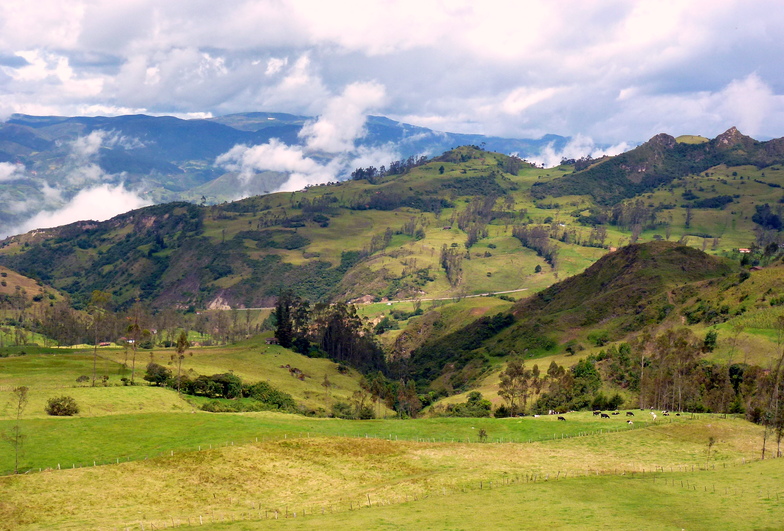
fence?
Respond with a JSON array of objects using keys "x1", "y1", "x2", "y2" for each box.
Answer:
[
  {"x1": 1, "y1": 418, "x2": 672, "y2": 477},
  {"x1": 116, "y1": 454, "x2": 782, "y2": 530}
]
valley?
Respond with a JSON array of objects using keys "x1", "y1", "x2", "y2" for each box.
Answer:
[{"x1": 3, "y1": 128, "x2": 784, "y2": 529}]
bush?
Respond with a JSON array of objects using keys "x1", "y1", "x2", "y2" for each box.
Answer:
[
  {"x1": 243, "y1": 381, "x2": 296, "y2": 410},
  {"x1": 143, "y1": 363, "x2": 171, "y2": 386},
  {"x1": 45, "y1": 396, "x2": 80, "y2": 416},
  {"x1": 494, "y1": 404, "x2": 511, "y2": 418}
]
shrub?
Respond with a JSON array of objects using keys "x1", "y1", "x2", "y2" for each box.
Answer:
[
  {"x1": 243, "y1": 381, "x2": 296, "y2": 410},
  {"x1": 45, "y1": 396, "x2": 80, "y2": 416},
  {"x1": 143, "y1": 363, "x2": 171, "y2": 386}
]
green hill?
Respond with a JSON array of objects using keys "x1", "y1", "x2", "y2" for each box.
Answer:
[
  {"x1": 532, "y1": 127, "x2": 784, "y2": 205},
  {"x1": 404, "y1": 241, "x2": 738, "y2": 386},
  {"x1": 3, "y1": 139, "x2": 784, "y2": 394}
]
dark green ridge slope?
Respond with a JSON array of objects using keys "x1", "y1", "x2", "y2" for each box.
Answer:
[
  {"x1": 509, "y1": 241, "x2": 736, "y2": 332},
  {"x1": 407, "y1": 241, "x2": 737, "y2": 388},
  {"x1": 531, "y1": 127, "x2": 784, "y2": 205}
]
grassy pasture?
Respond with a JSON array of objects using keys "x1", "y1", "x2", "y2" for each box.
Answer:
[
  {"x1": 0, "y1": 409, "x2": 687, "y2": 475},
  {"x1": 105, "y1": 342, "x2": 368, "y2": 410},
  {"x1": 0, "y1": 386, "x2": 191, "y2": 421},
  {"x1": 0, "y1": 340, "x2": 369, "y2": 412},
  {"x1": 0, "y1": 414, "x2": 771, "y2": 530},
  {"x1": 0, "y1": 351, "x2": 125, "y2": 389},
  {"x1": 227, "y1": 457, "x2": 784, "y2": 531}
]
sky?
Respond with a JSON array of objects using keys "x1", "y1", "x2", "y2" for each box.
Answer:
[
  {"x1": 1, "y1": 0, "x2": 784, "y2": 233},
  {"x1": 2, "y1": 0, "x2": 784, "y2": 143}
]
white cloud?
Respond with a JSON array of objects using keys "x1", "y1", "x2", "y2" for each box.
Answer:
[
  {"x1": 215, "y1": 80, "x2": 391, "y2": 196},
  {"x1": 501, "y1": 87, "x2": 561, "y2": 115},
  {"x1": 216, "y1": 138, "x2": 401, "y2": 198},
  {"x1": 70, "y1": 130, "x2": 106, "y2": 159},
  {"x1": 528, "y1": 134, "x2": 634, "y2": 168},
  {"x1": 1, "y1": 1, "x2": 784, "y2": 143},
  {"x1": 0, "y1": 162, "x2": 24, "y2": 181},
  {"x1": 265, "y1": 57, "x2": 287, "y2": 75},
  {"x1": 587, "y1": 73, "x2": 784, "y2": 141},
  {"x1": 5, "y1": 184, "x2": 151, "y2": 237},
  {"x1": 346, "y1": 144, "x2": 401, "y2": 173},
  {"x1": 718, "y1": 74, "x2": 775, "y2": 137},
  {"x1": 216, "y1": 139, "x2": 321, "y2": 185},
  {"x1": 299, "y1": 81, "x2": 386, "y2": 153}
]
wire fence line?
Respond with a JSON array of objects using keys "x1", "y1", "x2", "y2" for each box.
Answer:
[
  {"x1": 1, "y1": 419, "x2": 671, "y2": 477},
  {"x1": 116, "y1": 455, "x2": 780, "y2": 531}
]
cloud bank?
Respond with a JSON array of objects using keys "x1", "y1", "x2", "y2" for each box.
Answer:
[
  {"x1": 10, "y1": 184, "x2": 151, "y2": 235},
  {"x1": 0, "y1": 162, "x2": 25, "y2": 181},
  {"x1": 216, "y1": 81, "x2": 397, "y2": 195},
  {"x1": 1, "y1": 130, "x2": 150, "y2": 238},
  {"x1": 0, "y1": 1, "x2": 783, "y2": 143},
  {"x1": 528, "y1": 135, "x2": 635, "y2": 169}
]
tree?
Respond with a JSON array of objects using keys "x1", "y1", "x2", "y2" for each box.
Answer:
[
  {"x1": 703, "y1": 329, "x2": 718, "y2": 353},
  {"x1": 144, "y1": 362, "x2": 171, "y2": 386},
  {"x1": 274, "y1": 291, "x2": 295, "y2": 348},
  {"x1": 3, "y1": 386, "x2": 28, "y2": 473},
  {"x1": 765, "y1": 315, "x2": 784, "y2": 458},
  {"x1": 322, "y1": 374, "x2": 332, "y2": 405},
  {"x1": 45, "y1": 395, "x2": 79, "y2": 416},
  {"x1": 127, "y1": 300, "x2": 143, "y2": 384},
  {"x1": 498, "y1": 358, "x2": 532, "y2": 415},
  {"x1": 126, "y1": 321, "x2": 141, "y2": 384},
  {"x1": 90, "y1": 290, "x2": 112, "y2": 387},
  {"x1": 173, "y1": 330, "x2": 190, "y2": 394},
  {"x1": 396, "y1": 380, "x2": 422, "y2": 418},
  {"x1": 729, "y1": 324, "x2": 745, "y2": 366}
]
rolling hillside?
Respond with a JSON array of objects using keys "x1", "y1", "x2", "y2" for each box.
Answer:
[
  {"x1": 532, "y1": 127, "x2": 784, "y2": 204},
  {"x1": 0, "y1": 112, "x2": 570, "y2": 228}
]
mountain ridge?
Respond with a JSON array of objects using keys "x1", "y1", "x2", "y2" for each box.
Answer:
[{"x1": 531, "y1": 126, "x2": 784, "y2": 204}]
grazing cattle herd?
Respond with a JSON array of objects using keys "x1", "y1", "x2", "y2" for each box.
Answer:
[{"x1": 537, "y1": 408, "x2": 677, "y2": 422}]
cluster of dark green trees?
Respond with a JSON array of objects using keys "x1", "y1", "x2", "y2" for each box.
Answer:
[
  {"x1": 512, "y1": 225, "x2": 559, "y2": 269},
  {"x1": 273, "y1": 296, "x2": 435, "y2": 418},
  {"x1": 350, "y1": 155, "x2": 430, "y2": 183},
  {"x1": 143, "y1": 363, "x2": 296, "y2": 412},
  {"x1": 1, "y1": 293, "x2": 250, "y2": 349},
  {"x1": 274, "y1": 292, "x2": 386, "y2": 374},
  {"x1": 327, "y1": 371, "x2": 422, "y2": 420}
]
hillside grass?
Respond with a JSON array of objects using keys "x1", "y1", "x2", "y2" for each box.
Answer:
[
  {"x1": 222, "y1": 457, "x2": 784, "y2": 530},
  {"x1": 0, "y1": 414, "x2": 770, "y2": 530},
  {"x1": 0, "y1": 340, "x2": 371, "y2": 412},
  {"x1": 0, "y1": 351, "x2": 125, "y2": 389},
  {"x1": 0, "y1": 408, "x2": 683, "y2": 474}
]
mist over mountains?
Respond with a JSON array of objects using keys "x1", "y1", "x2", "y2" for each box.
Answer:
[{"x1": 0, "y1": 111, "x2": 613, "y2": 238}]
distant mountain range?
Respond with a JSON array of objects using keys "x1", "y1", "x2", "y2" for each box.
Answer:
[{"x1": 0, "y1": 112, "x2": 571, "y2": 229}]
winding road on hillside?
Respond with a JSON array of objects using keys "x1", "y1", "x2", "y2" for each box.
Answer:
[{"x1": 235, "y1": 288, "x2": 529, "y2": 311}]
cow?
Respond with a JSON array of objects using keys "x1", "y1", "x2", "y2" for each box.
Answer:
[
  {"x1": 612, "y1": 411, "x2": 620, "y2": 415},
  {"x1": 651, "y1": 412, "x2": 657, "y2": 421},
  {"x1": 626, "y1": 411, "x2": 635, "y2": 416},
  {"x1": 593, "y1": 410, "x2": 601, "y2": 416},
  {"x1": 627, "y1": 420, "x2": 633, "y2": 425},
  {"x1": 557, "y1": 416, "x2": 566, "y2": 421},
  {"x1": 601, "y1": 413, "x2": 610, "y2": 419}
]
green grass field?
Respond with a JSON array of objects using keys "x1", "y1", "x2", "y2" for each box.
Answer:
[
  {"x1": 1, "y1": 336, "x2": 782, "y2": 530},
  {"x1": 0, "y1": 411, "x2": 774, "y2": 530}
]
